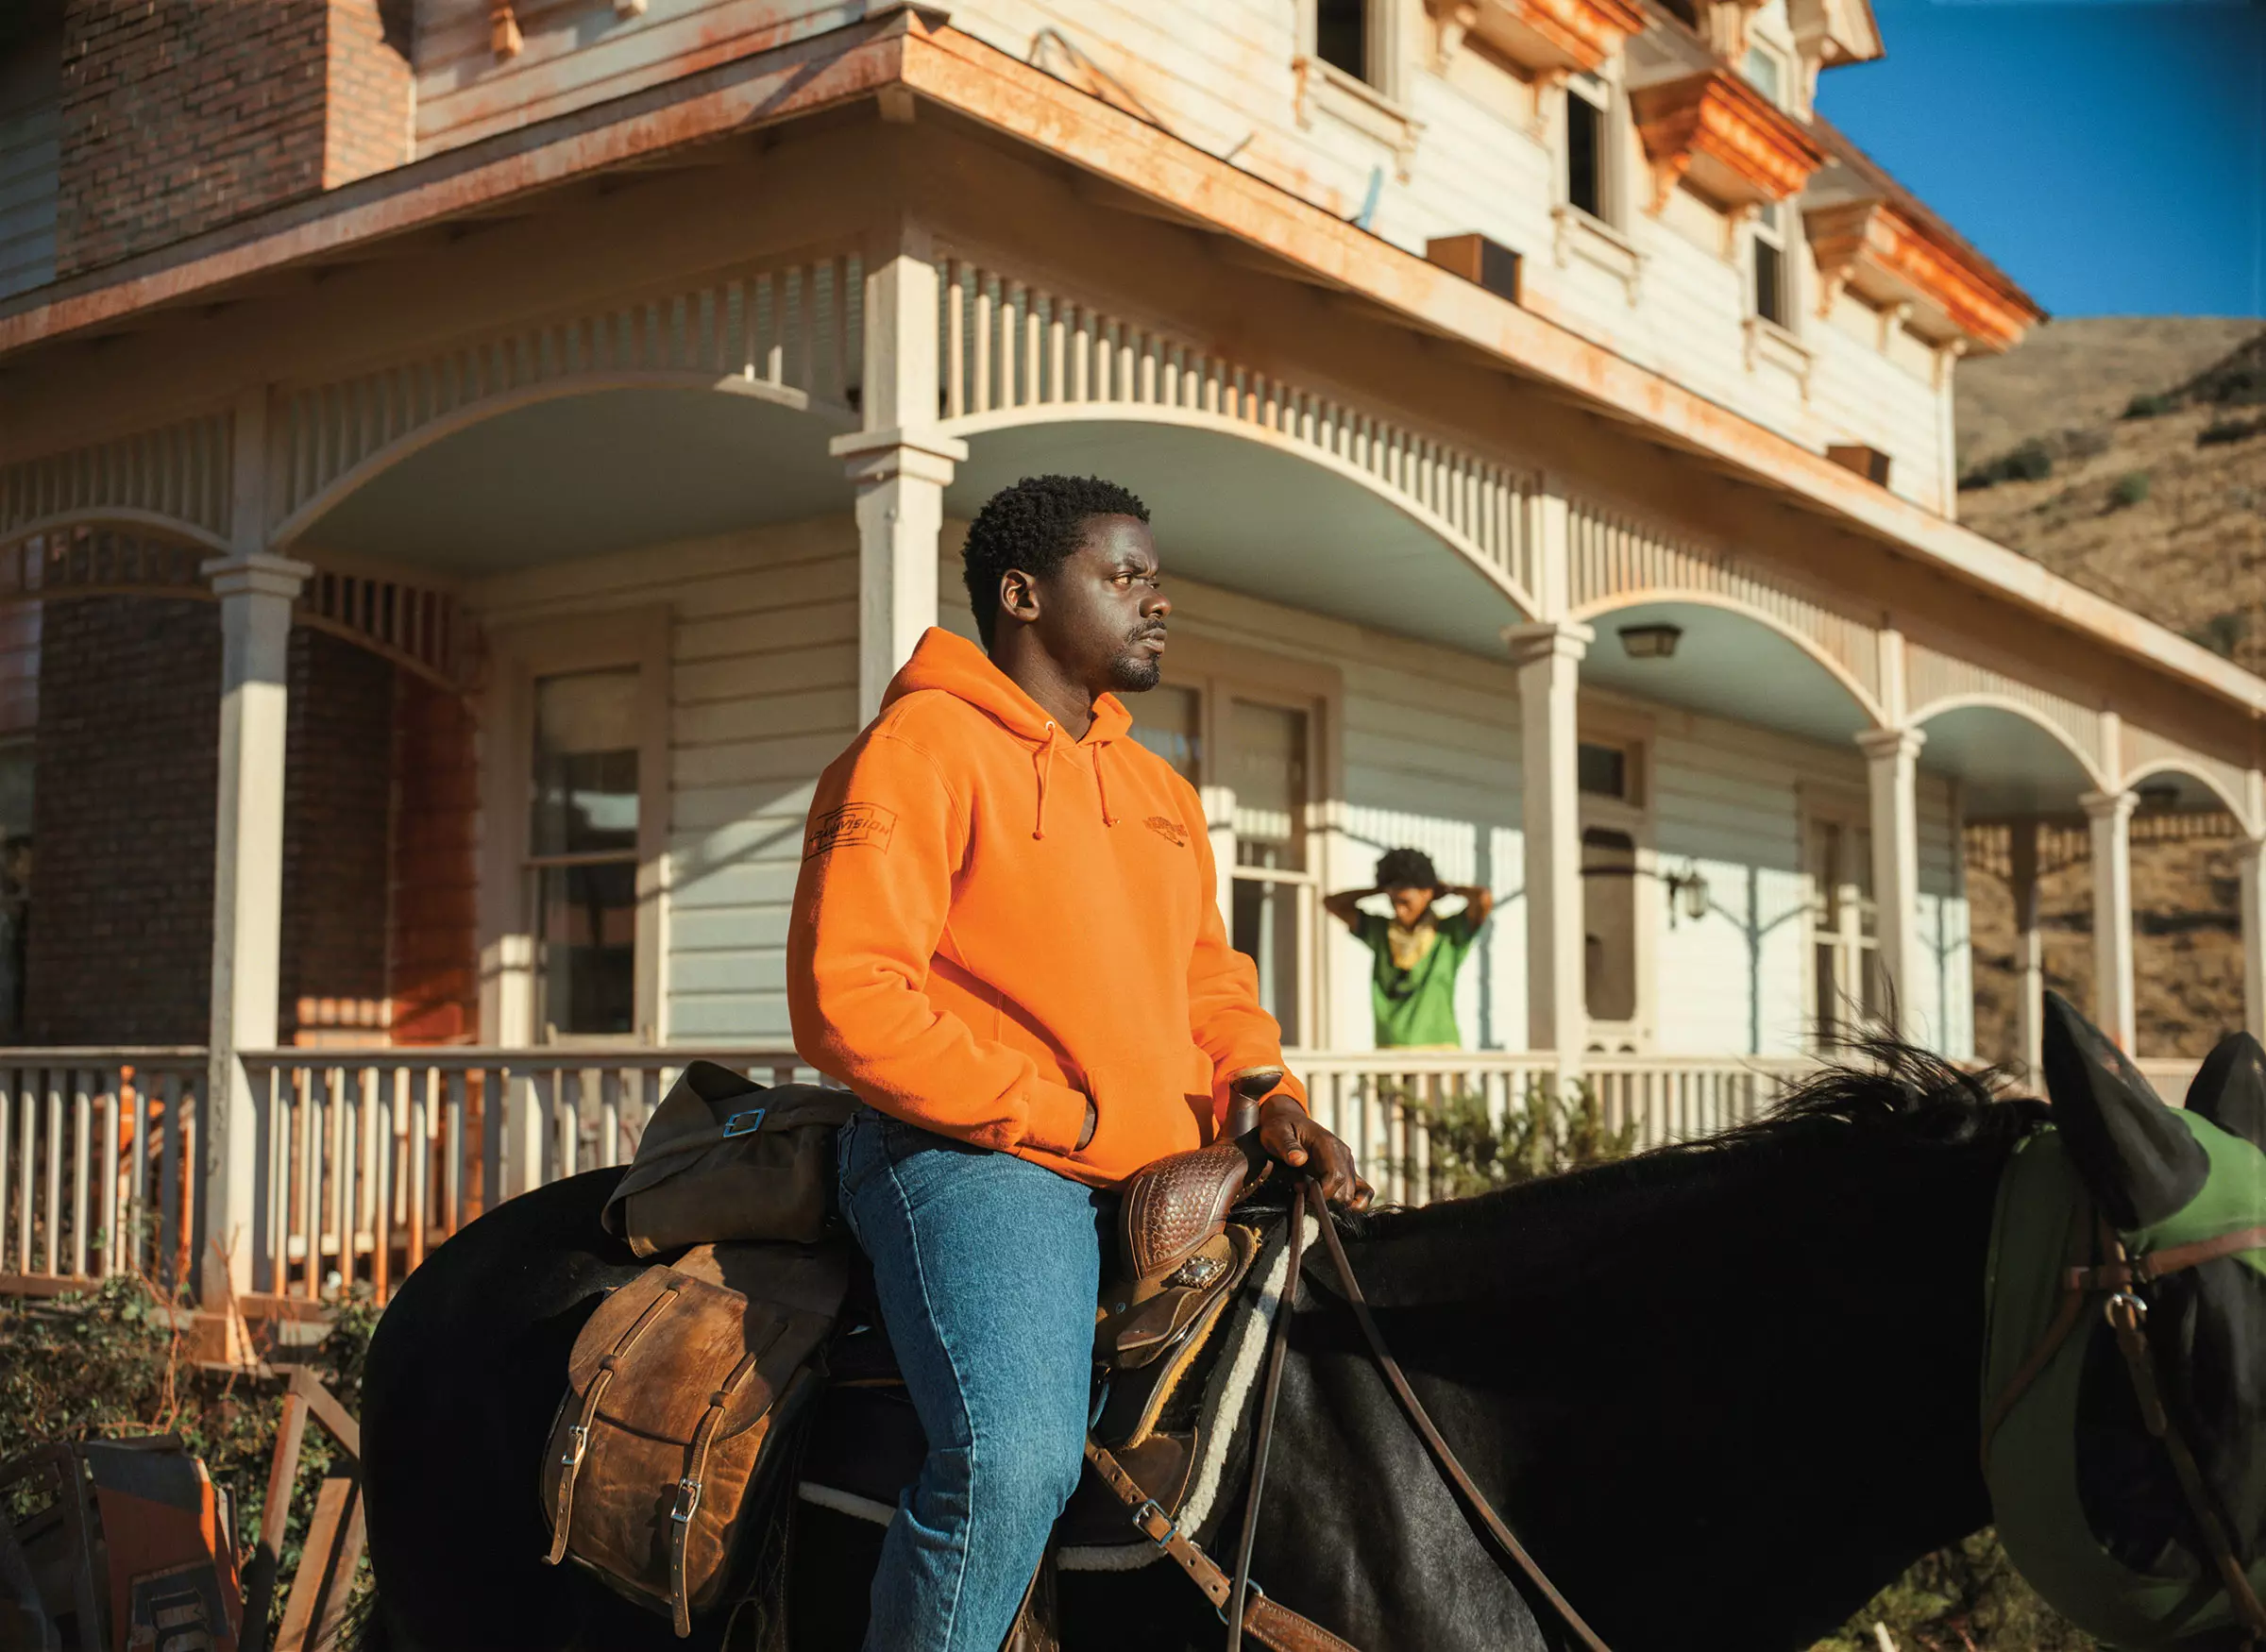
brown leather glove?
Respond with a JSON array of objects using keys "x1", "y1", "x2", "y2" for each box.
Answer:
[{"x1": 1256, "y1": 1095, "x2": 1373, "y2": 1210}]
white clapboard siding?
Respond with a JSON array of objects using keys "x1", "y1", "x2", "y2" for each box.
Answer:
[
  {"x1": 470, "y1": 514, "x2": 861, "y2": 1044},
  {"x1": 401, "y1": 0, "x2": 1953, "y2": 481},
  {"x1": 0, "y1": 36, "x2": 59, "y2": 305}
]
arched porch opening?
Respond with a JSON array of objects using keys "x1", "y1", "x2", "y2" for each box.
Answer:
[
  {"x1": 1920, "y1": 699, "x2": 2110, "y2": 1079},
  {"x1": 1554, "y1": 595, "x2": 1887, "y2": 1065},
  {"x1": 939, "y1": 413, "x2": 1539, "y2": 653}
]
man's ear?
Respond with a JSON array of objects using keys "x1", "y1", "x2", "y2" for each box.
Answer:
[{"x1": 997, "y1": 566, "x2": 1041, "y2": 625}]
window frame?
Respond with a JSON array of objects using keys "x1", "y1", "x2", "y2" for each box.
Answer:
[
  {"x1": 1801, "y1": 787, "x2": 1882, "y2": 1050},
  {"x1": 1124, "y1": 633, "x2": 1343, "y2": 1051},
  {"x1": 1750, "y1": 198, "x2": 1791, "y2": 329},
  {"x1": 1574, "y1": 710, "x2": 1656, "y2": 1054},
  {"x1": 480, "y1": 608, "x2": 671, "y2": 1047},
  {"x1": 1561, "y1": 69, "x2": 1615, "y2": 227}
]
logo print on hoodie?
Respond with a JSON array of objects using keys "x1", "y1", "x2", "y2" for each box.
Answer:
[
  {"x1": 805, "y1": 802, "x2": 898, "y2": 860},
  {"x1": 1144, "y1": 815, "x2": 1189, "y2": 848}
]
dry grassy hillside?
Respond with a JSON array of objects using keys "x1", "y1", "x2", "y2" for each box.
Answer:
[{"x1": 1955, "y1": 318, "x2": 2266, "y2": 1065}]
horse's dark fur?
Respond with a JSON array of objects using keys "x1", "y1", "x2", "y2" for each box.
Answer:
[{"x1": 359, "y1": 1048, "x2": 2037, "y2": 1651}]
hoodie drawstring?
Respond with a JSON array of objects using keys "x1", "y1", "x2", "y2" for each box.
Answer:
[
  {"x1": 1093, "y1": 743, "x2": 1118, "y2": 827},
  {"x1": 1033, "y1": 727, "x2": 1057, "y2": 840},
  {"x1": 1031, "y1": 725, "x2": 1119, "y2": 837}
]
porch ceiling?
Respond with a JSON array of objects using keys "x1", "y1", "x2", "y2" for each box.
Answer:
[
  {"x1": 1582, "y1": 599, "x2": 1874, "y2": 748},
  {"x1": 296, "y1": 389, "x2": 854, "y2": 572},
  {"x1": 1915, "y1": 704, "x2": 2097, "y2": 818},
  {"x1": 945, "y1": 420, "x2": 1527, "y2": 657}
]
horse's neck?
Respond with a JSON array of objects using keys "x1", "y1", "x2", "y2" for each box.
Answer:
[{"x1": 1342, "y1": 1125, "x2": 2008, "y2": 1644}]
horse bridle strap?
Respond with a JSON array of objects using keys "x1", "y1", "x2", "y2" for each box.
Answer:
[{"x1": 1304, "y1": 1183, "x2": 1617, "y2": 1652}]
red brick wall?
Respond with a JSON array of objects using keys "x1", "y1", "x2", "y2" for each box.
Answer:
[
  {"x1": 56, "y1": 0, "x2": 411, "y2": 277},
  {"x1": 279, "y1": 627, "x2": 395, "y2": 1041},
  {"x1": 24, "y1": 595, "x2": 218, "y2": 1045},
  {"x1": 387, "y1": 671, "x2": 478, "y2": 1045}
]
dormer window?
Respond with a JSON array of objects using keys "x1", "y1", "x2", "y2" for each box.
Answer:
[
  {"x1": 1564, "y1": 73, "x2": 1611, "y2": 221},
  {"x1": 1317, "y1": 0, "x2": 1387, "y2": 87},
  {"x1": 1752, "y1": 200, "x2": 1788, "y2": 326},
  {"x1": 1741, "y1": 43, "x2": 1786, "y2": 107}
]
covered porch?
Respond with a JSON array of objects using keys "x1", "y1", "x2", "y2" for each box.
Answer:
[{"x1": 0, "y1": 103, "x2": 2258, "y2": 1330}]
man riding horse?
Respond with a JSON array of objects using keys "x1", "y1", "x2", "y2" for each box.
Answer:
[{"x1": 786, "y1": 473, "x2": 1375, "y2": 1650}]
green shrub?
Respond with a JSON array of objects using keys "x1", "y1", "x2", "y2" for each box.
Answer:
[
  {"x1": 2107, "y1": 471, "x2": 2152, "y2": 509},
  {"x1": 2186, "y1": 610, "x2": 2250, "y2": 658},
  {"x1": 2122, "y1": 392, "x2": 2173, "y2": 419},
  {"x1": 2199, "y1": 416, "x2": 2264, "y2": 448},
  {"x1": 1390, "y1": 1076, "x2": 1637, "y2": 1201},
  {"x1": 1959, "y1": 440, "x2": 2055, "y2": 491}
]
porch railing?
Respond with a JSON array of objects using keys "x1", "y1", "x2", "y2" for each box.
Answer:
[
  {"x1": 0, "y1": 1051, "x2": 210, "y2": 1295},
  {"x1": 25, "y1": 1041, "x2": 2195, "y2": 1312}
]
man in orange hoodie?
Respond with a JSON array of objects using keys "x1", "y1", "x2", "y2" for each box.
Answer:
[{"x1": 789, "y1": 474, "x2": 1369, "y2": 1649}]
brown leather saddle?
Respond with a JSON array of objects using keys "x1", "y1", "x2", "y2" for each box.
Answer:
[{"x1": 801, "y1": 1102, "x2": 1276, "y2": 1547}]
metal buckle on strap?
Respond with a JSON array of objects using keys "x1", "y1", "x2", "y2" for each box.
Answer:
[
  {"x1": 721, "y1": 1107, "x2": 768, "y2": 1138},
  {"x1": 671, "y1": 1477, "x2": 702, "y2": 1523},
  {"x1": 1130, "y1": 1496, "x2": 1178, "y2": 1552},
  {"x1": 562, "y1": 1424, "x2": 588, "y2": 1470},
  {"x1": 1217, "y1": 1578, "x2": 1266, "y2": 1627}
]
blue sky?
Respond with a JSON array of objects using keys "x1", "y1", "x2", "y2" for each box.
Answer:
[{"x1": 1814, "y1": 0, "x2": 2266, "y2": 318}]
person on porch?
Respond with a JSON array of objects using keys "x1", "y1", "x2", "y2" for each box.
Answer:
[
  {"x1": 787, "y1": 473, "x2": 1372, "y2": 1651},
  {"x1": 1325, "y1": 848, "x2": 1496, "y2": 1051}
]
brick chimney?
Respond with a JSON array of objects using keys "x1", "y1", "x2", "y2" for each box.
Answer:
[{"x1": 57, "y1": 0, "x2": 413, "y2": 278}]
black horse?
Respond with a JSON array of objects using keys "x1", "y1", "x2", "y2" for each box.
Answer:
[{"x1": 355, "y1": 1025, "x2": 2266, "y2": 1651}]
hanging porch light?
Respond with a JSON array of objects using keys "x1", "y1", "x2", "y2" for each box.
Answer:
[{"x1": 1618, "y1": 623, "x2": 1683, "y2": 660}]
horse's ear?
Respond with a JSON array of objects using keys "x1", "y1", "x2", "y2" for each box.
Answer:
[
  {"x1": 2186, "y1": 1030, "x2": 2266, "y2": 1151},
  {"x1": 2040, "y1": 990, "x2": 2210, "y2": 1230}
]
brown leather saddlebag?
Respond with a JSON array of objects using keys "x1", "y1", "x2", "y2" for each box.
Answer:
[
  {"x1": 541, "y1": 1244, "x2": 848, "y2": 1636},
  {"x1": 601, "y1": 1060, "x2": 859, "y2": 1256}
]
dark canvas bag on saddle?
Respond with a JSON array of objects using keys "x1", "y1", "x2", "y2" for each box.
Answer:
[
  {"x1": 546, "y1": 1062, "x2": 859, "y2": 1635},
  {"x1": 601, "y1": 1059, "x2": 858, "y2": 1254}
]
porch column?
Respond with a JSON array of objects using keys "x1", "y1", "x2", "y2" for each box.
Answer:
[
  {"x1": 2081, "y1": 787, "x2": 2139, "y2": 1050},
  {"x1": 2238, "y1": 835, "x2": 2265, "y2": 1044},
  {"x1": 1506, "y1": 619, "x2": 1592, "y2": 1085},
  {"x1": 832, "y1": 242, "x2": 967, "y2": 722},
  {"x1": 1855, "y1": 727, "x2": 1925, "y2": 1039},
  {"x1": 2008, "y1": 818, "x2": 2046, "y2": 1080},
  {"x1": 198, "y1": 548, "x2": 312, "y2": 1317}
]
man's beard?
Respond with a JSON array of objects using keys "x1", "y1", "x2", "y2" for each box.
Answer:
[{"x1": 1109, "y1": 649, "x2": 1163, "y2": 693}]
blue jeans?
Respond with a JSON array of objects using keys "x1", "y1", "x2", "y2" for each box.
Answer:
[{"x1": 835, "y1": 1107, "x2": 1108, "y2": 1652}]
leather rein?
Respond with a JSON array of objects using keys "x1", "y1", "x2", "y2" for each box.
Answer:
[
  {"x1": 1982, "y1": 1212, "x2": 2266, "y2": 1646},
  {"x1": 1089, "y1": 1177, "x2": 1615, "y2": 1652}
]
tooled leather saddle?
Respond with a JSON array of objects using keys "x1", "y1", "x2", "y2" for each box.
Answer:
[{"x1": 802, "y1": 1081, "x2": 1278, "y2": 1539}]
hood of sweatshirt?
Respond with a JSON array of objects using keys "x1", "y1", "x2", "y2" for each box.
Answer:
[{"x1": 882, "y1": 629, "x2": 1135, "y2": 838}]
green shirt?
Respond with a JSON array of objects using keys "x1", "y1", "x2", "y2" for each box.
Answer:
[{"x1": 1357, "y1": 909, "x2": 1478, "y2": 1049}]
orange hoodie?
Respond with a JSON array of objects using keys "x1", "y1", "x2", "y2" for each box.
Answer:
[{"x1": 787, "y1": 628, "x2": 1305, "y2": 1187}]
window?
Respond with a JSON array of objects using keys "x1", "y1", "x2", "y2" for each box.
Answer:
[
  {"x1": 1127, "y1": 673, "x2": 1326, "y2": 1046},
  {"x1": 1581, "y1": 827, "x2": 1638, "y2": 1022},
  {"x1": 1564, "y1": 74, "x2": 1609, "y2": 220},
  {"x1": 1228, "y1": 700, "x2": 1314, "y2": 1045},
  {"x1": 1578, "y1": 740, "x2": 1632, "y2": 801},
  {"x1": 1807, "y1": 814, "x2": 1882, "y2": 1043},
  {"x1": 1316, "y1": 0, "x2": 1369, "y2": 83},
  {"x1": 1741, "y1": 44, "x2": 1785, "y2": 107},
  {"x1": 1751, "y1": 200, "x2": 1787, "y2": 328},
  {"x1": 528, "y1": 669, "x2": 640, "y2": 1038},
  {"x1": 1129, "y1": 684, "x2": 1201, "y2": 784}
]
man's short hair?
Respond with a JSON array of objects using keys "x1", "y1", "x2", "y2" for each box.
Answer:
[
  {"x1": 962, "y1": 475, "x2": 1150, "y2": 646},
  {"x1": 1376, "y1": 847, "x2": 1441, "y2": 892}
]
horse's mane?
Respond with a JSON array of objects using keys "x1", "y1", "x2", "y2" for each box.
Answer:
[{"x1": 1355, "y1": 1036, "x2": 2051, "y2": 1241}]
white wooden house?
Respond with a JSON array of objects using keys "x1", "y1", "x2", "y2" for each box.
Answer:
[{"x1": 0, "y1": 0, "x2": 2256, "y2": 1347}]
